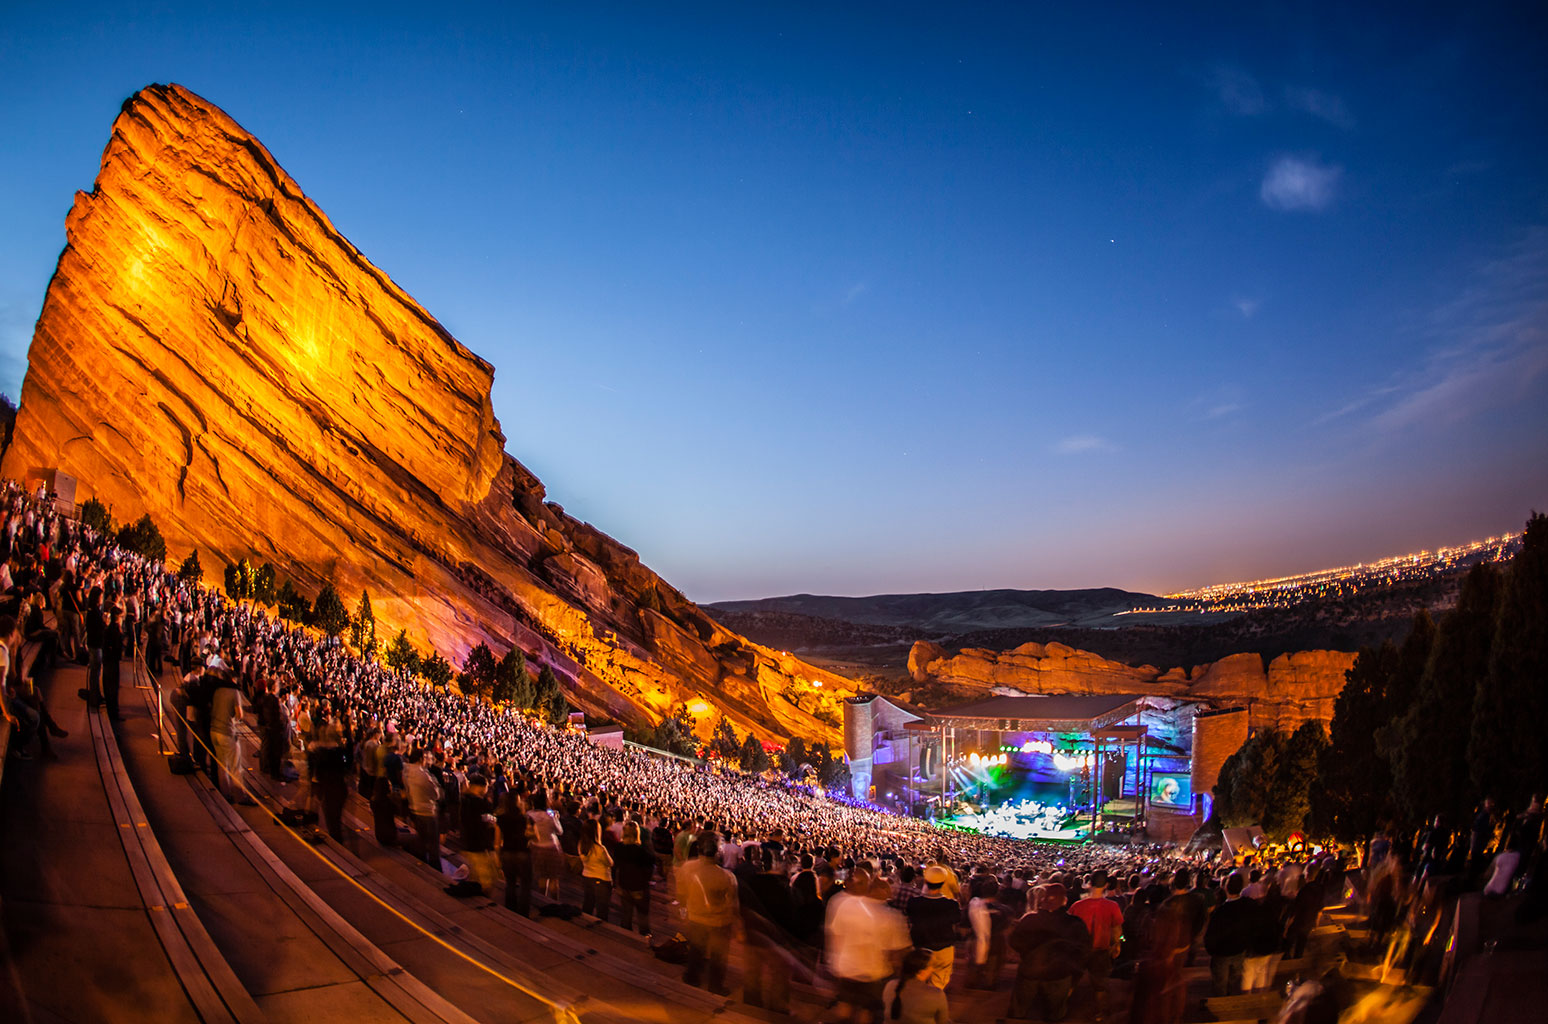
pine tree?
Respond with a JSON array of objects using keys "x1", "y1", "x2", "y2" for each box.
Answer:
[
  {"x1": 275, "y1": 579, "x2": 310, "y2": 622},
  {"x1": 311, "y1": 583, "x2": 350, "y2": 637},
  {"x1": 711, "y1": 716, "x2": 741, "y2": 760},
  {"x1": 1473, "y1": 512, "x2": 1548, "y2": 808},
  {"x1": 494, "y1": 648, "x2": 531, "y2": 708},
  {"x1": 421, "y1": 651, "x2": 453, "y2": 689},
  {"x1": 534, "y1": 664, "x2": 561, "y2": 708},
  {"x1": 740, "y1": 732, "x2": 771, "y2": 773},
  {"x1": 460, "y1": 642, "x2": 498, "y2": 697},
  {"x1": 1313, "y1": 642, "x2": 1398, "y2": 840},
  {"x1": 782, "y1": 737, "x2": 809, "y2": 780},
  {"x1": 253, "y1": 563, "x2": 277, "y2": 606},
  {"x1": 116, "y1": 514, "x2": 167, "y2": 563},
  {"x1": 1389, "y1": 564, "x2": 1500, "y2": 824},
  {"x1": 350, "y1": 590, "x2": 377, "y2": 657},
  {"x1": 544, "y1": 687, "x2": 570, "y2": 726},
  {"x1": 178, "y1": 549, "x2": 204, "y2": 584},
  {"x1": 385, "y1": 629, "x2": 420, "y2": 677}
]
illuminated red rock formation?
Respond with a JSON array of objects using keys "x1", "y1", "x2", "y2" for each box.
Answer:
[
  {"x1": 2, "y1": 83, "x2": 845, "y2": 743},
  {"x1": 908, "y1": 640, "x2": 1356, "y2": 731}
]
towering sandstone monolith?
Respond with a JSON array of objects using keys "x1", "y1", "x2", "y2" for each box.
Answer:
[{"x1": 2, "y1": 83, "x2": 849, "y2": 742}]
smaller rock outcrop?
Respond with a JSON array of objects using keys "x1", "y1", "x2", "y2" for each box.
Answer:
[{"x1": 908, "y1": 640, "x2": 1355, "y2": 731}]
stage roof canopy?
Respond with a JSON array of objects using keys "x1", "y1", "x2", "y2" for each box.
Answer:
[{"x1": 931, "y1": 694, "x2": 1155, "y2": 731}]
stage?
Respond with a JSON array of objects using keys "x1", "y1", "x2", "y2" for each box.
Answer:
[{"x1": 943, "y1": 797, "x2": 1090, "y2": 843}]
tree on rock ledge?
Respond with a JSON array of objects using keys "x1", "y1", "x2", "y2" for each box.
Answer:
[
  {"x1": 116, "y1": 513, "x2": 166, "y2": 563},
  {"x1": 385, "y1": 629, "x2": 420, "y2": 678},
  {"x1": 275, "y1": 579, "x2": 310, "y2": 623},
  {"x1": 740, "y1": 732, "x2": 772, "y2": 773},
  {"x1": 350, "y1": 590, "x2": 378, "y2": 659},
  {"x1": 421, "y1": 651, "x2": 453, "y2": 689},
  {"x1": 177, "y1": 549, "x2": 204, "y2": 584},
  {"x1": 310, "y1": 583, "x2": 350, "y2": 638},
  {"x1": 460, "y1": 642, "x2": 498, "y2": 698}
]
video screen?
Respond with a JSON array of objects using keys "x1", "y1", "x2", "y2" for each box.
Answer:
[{"x1": 1148, "y1": 772, "x2": 1192, "y2": 808}]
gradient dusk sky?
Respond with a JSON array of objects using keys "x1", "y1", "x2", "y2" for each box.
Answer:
[{"x1": 2, "y1": 2, "x2": 1545, "y2": 602}]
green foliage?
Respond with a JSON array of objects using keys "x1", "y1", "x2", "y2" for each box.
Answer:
[
  {"x1": 779, "y1": 680, "x2": 805, "y2": 711},
  {"x1": 782, "y1": 736, "x2": 809, "y2": 779},
  {"x1": 1473, "y1": 512, "x2": 1548, "y2": 808},
  {"x1": 252, "y1": 563, "x2": 277, "y2": 606},
  {"x1": 710, "y1": 716, "x2": 741, "y2": 760},
  {"x1": 385, "y1": 629, "x2": 421, "y2": 678},
  {"x1": 492, "y1": 648, "x2": 532, "y2": 707},
  {"x1": 349, "y1": 590, "x2": 377, "y2": 658},
  {"x1": 275, "y1": 579, "x2": 310, "y2": 622},
  {"x1": 310, "y1": 583, "x2": 350, "y2": 637},
  {"x1": 543, "y1": 686, "x2": 570, "y2": 726},
  {"x1": 421, "y1": 651, "x2": 453, "y2": 689},
  {"x1": 177, "y1": 549, "x2": 204, "y2": 584},
  {"x1": 638, "y1": 586, "x2": 664, "y2": 614},
  {"x1": 1313, "y1": 642, "x2": 1399, "y2": 840},
  {"x1": 1387, "y1": 565, "x2": 1500, "y2": 824},
  {"x1": 1216, "y1": 723, "x2": 1325, "y2": 840},
  {"x1": 739, "y1": 732, "x2": 772, "y2": 773},
  {"x1": 534, "y1": 664, "x2": 561, "y2": 709},
  {"x1": 460, "y1": 642, "x2": 498, "y2": 698},
  {"x1": 223, "y1": 558, "x2": 260, "y2": 602},
  {"x1": 648, "y1": 704, "x2": 699, "y2": 757},
  {"x1": 115, "y1": 514, "x2": 167, "y2": 563},
  {"x1": 79, "y1": 497, "x2": 114, "y2": 534}
]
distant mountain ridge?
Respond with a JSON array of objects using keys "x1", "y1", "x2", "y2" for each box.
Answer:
[{"x1": 707, "y1": 587, "x2": 1161, "y2": 632}]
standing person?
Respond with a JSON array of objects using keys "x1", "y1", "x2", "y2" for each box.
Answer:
[
  {"x1": 1, "y1": 615, "x2": 42, "y2": 759},
  {"x1": 827, "y1": 865, "x2": 912, "y2": 1024},
  {"x1": 79, "y1": 588, "x2": 105, "y2": 708},
  {"x1": 614, "y1": 821, "x2": 656, "y2": 936},
  {"x1": 496, "y1": 788, "x2": 533, "y2": 917},
  {"x1": 313, "y1": 720, "x2": 351, "y2": 841},
  {"x1": 579, "y1": 819, "x2": 615, "y2": 922},
  {"x1": 1486, "y1": 797, "x2": 1544, "y2": 897},
  {"x1": 101, "y1": 606, "x2": 125, "y2": 721},
  {"x1": 55, "y1": 571, "x2": 80, "y2": 661},
  {"x1": 207, "y1": 656, "x2": 247, "y2": 802},
  {"x1": 882, "y1": 948, "x2": 953, "y2": 1024},
  {"x1": 370, "y1": 734, "x2": 401, "y2": 846},
  {"x1": 458, "y1": 775, "x2": 498, "y2": 895},
  {"x1": 678, "y1": 831, "x2": 739, "y2": 996},
  {"x1": 1007, "y1": 883, "x2": 1091, "y2": 1023},
  {"x1": 403, "y1": 748, "x2": 443, "y2": 868},
  {"x1": 906, "y1": 865, "x2": 963, "y2": 989},
  {"x1": 1069, "y1": 870, "x2": 1124, "y2": 1019},
  {"x1": 1203, "y1": 872, "x2": 1252, "y2": 996},
  {"x1": 1468, "y1": 799, "x2": 1496, "y2": 877},
  {"x1": 738, "y1": 846, "x2": 801, "y2": 1014},
  {"x1": 528, "y1": 791, "x2": 565, "y2": 900}
]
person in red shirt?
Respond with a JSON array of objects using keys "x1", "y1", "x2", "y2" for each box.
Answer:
[{"x1": 1069, "y1": 869, "x2": 1125, "y2": 1020}]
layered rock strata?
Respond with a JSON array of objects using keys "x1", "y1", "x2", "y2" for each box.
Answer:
[
  {"x1": 909, "y1": 640, "x2": 1356, "y2": 732},
  {"x1": 2, "y1": 83, "x2": 847, "y2": 743}
]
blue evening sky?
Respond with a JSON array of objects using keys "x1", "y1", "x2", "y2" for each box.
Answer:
[{"x1": 2, "y1": 2, "x2": 1544, "y2": 601}]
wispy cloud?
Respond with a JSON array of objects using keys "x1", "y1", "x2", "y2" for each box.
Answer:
[
  {"x1": 1233, "y1": 297, "x2": 1261, "y2": 319},
  {"x1": 1190, "y1": 385, "x2": 1246, "y2": 421},
  {"x1": 1054, "y1": 434, "x2": 1118, "y2": 455},
  {"x1": 1261, "y1": 155, "x2": 1342, "y2": 212},
  {"x1": 841, "y1": 282, "x2": 868, "y2": 306},
  {"x1": 1317, "y1": 227, "x2": 1548, "y2": 434},
  {"x1": 1282, "y1": 86, "x2": 1356, "y2": 130},
  {"x1": 1209, "y1": 65, "x2": 1268, "y2": 116}
]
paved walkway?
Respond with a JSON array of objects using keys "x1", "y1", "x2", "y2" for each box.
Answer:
[{"x1": 0, "y1": 662, "x2": 203, "y2": 1023}]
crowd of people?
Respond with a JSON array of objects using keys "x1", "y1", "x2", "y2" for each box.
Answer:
[{"x1": 3, "y1": 477, "x2": 1543, "y2": 1023}]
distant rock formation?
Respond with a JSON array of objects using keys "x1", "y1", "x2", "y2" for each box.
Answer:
[
  {"x1": 909, "y1": 640, "x2": 1356, "y2": 731},
  {"x1": 2, "y1": 83, "x2": 848, "y2": 743}
]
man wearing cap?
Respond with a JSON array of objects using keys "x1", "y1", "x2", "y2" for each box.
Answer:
[
  {"x1": 1008, "y1": 883, "x2": 1091, "y2": 1022},
  {"x1": 906, "y1": 864, "x2": 963, "y2": 988}
]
